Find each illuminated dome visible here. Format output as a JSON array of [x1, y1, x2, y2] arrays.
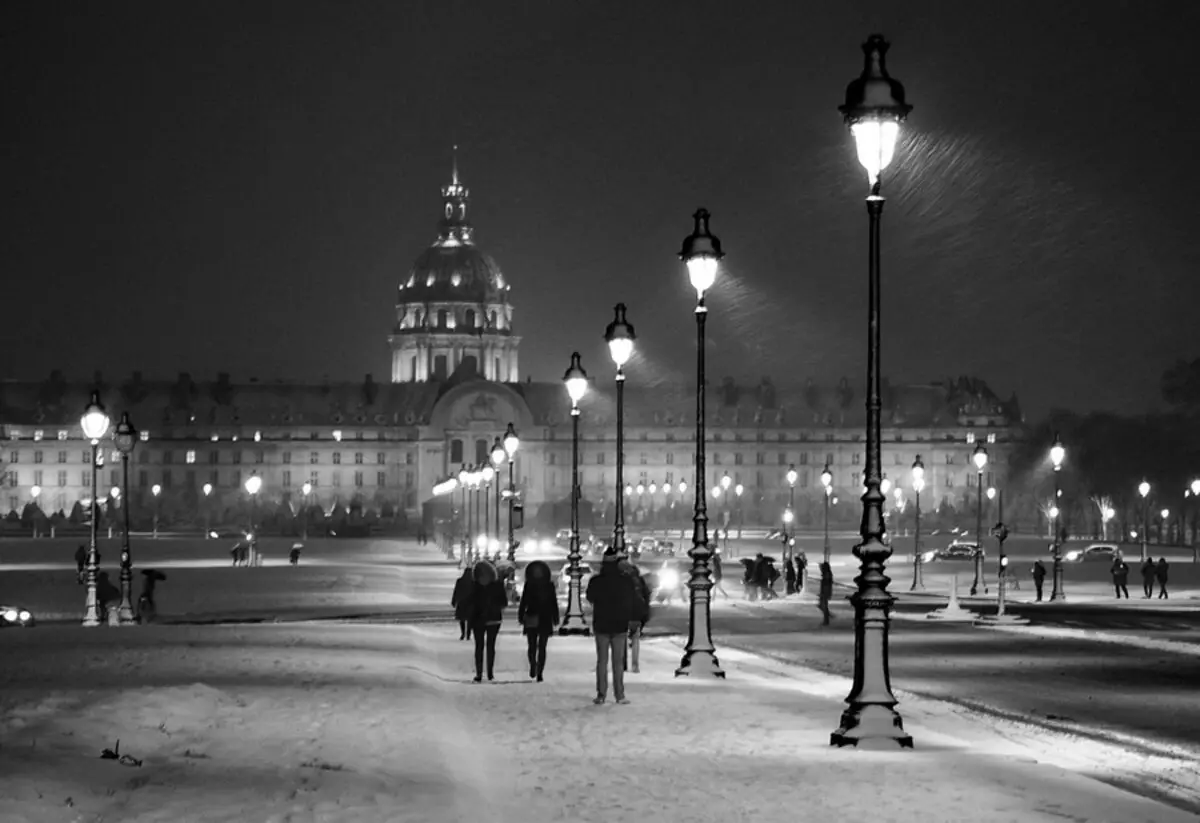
[[388, 151, 521, 384]]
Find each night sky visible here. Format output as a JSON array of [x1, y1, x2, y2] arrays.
[[4, 1, 1197, 419]]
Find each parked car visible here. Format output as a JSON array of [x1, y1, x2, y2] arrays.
[[921, 540, 981, 563], [556, 562, 594, 596], [1, 604, 35, 628], [1063, 543, 1121, 563]]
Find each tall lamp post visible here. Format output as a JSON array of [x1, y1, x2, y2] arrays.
[[604, 302, 635, 555], [1190, 479, 1200, 562], [245, 471, 262, 548], [830, 34, 913, 749], [676, 207, 725, 679], [504, 423, 519, 560], [112, 412, 138, 623], [80, 392, 111, 627], [561, 352, 590, 635], [734, 483, 744, 539], [719, 472, 732, 548], [910, 456, 924, 591], [458, 465, 470, 562], [1049, 434, 1066, 600], [490, 437, 505, 550], [970, 443, 988, 596], [1160, 508, 1170, 545], [481, 465, 495, 555], [820, 464, 833, 566], [30, 485, 42, 537], [1138, 479, 1151, 562], [299, 481, 310, 540], [203, 483, 214, 538], [151, 484, 162, 538], [785, 465, 798, 563]]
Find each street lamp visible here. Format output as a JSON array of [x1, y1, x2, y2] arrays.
[[676, 207, 725, 679], [299, 481, 310, 540], [111, 412, 138, 623], [561, 352, 590, 635], [605, 303, 636, 555], [831, 33, 913, 749], [244, 471, 262, 545], [1049, 433, 1066, 600], [80, 391, 111, 627], [784, 464, 798, 562], [1160, 508, 1170, 545], [458, 465, 470, 561], [1191, 479, 1200, 562], [490, 437, 505, 549], [971, 443, 988, 596], [203, 482, 214, 538], [481, 464, 495, 552], [1138, 479, 1151, 562], [820, 464, 833, 566], [734, 483, 744, 539], [504, 423, 519, 560], [151, 483, 162, 538], [910, 456, 925, 591]]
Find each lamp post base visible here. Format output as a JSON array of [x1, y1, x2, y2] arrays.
[[830, 704, 913, 749], [558, 621, 591, 637], [675, 650, 725, 679]]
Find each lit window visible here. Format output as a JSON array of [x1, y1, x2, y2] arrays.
[[139, 431, 149, 442], [186, 450, 196, 464], [34, 430, 43, 441], [57, 430, 68, 441], [446, 315, 456, 329], [254, 431, 261, 442], [211, 434, 219, 442], [231, 435, 238, 442], [987, 433, 996, 444], [406, 275, 415, 288], [332, 430, 343, 442], [426, 274, 435, 287], [966, 433, 976, 444], [451, 274, 462, 287]]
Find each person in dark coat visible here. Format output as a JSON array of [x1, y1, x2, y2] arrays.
[[1031, 560, 1047, 601], [1111, 557, 1130, 599], [1155, 558, 1170, 599], [795, 552, 808, 593], [710, 551, 727, 599], [619, 560, 651, 674], [784, 557, 797, 595], [468, 560, 507, 681], [74, 544, 87, 584], [95, 571, 121, 621], [817, 561, 834, 625], [586, 548, 637, 704], [517, 560, 559, 681], [451, 568, 474, 640], [1141, 558, 1156, 598]]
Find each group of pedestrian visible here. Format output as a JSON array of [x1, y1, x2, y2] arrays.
[[1031, 554, 1172, 601], [1138, 557, 1170, 599]]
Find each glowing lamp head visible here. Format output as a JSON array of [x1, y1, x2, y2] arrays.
[[880, 477, 892, 495], [1192, 479, 1200, 497], [1138, 480, 1151, 498], [783, 507, 794, 524], [625, 484, 633, 497], [1049, 505, 1059, 519], [786, 465, 798, 486], [1103, 506, 1115, 521], [490, 438, 506, 467], [1161, 508, 1170, 520], [151, 484, 161, 497], [735, 483, 743, 497], [604, 303, 636, 368], [111, 411, 138, 455], [911, 454, 925, 486], [203, 483, 213, 496], [111, 486, 121, 499], [820, 465, 833, 488], [563, 352, 589, 405], [80, 391, 111, 442], [711, 486, 721, 499], [648, 483, 657, 494], [300, 482, 311, 495], [636, 483, 645, 495], [482, 466, 494, 483], [677, 481, 687, 494], [972, 443, 988, 471], [721, 473, 731, 490], [503, 422, 519, 457], [1050, 434, 1065, 469], [245, 474, 262, 495], [679, 209, 724, 298], [986, 487, 996, 501], [894, 487, 904, 502], [839, 34, 911, 186]]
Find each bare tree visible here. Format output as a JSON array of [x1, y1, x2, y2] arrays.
[[1090, 494, 1115, 540], [1038, 499, 1057, 538]]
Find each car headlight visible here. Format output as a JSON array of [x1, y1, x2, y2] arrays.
[[1065, 551, 1080, 561], [659, 569, 679, 590], [18, 610, 31, 623], [921, 551, 936, 563], [2, 609, 18, 623]]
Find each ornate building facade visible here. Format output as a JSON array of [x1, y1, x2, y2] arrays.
[[0, 166, 1026, 530]]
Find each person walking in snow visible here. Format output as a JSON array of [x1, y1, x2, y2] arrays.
[[74, 544, 87, 584], [467, 560, 507, 682], [620, 560, 651, 675], [1155, 557, 1170, 599], [817, 561, 834, 625], [784, 556, 797, 595], [586, 548, 637, 704], [1111, 557, 1130, 599], [1031, 560, 1047, 601], [710, 551, 728, 599], [1140, 558, 1156, 598], [795, 551, 808, 594], [517, 560, 559, 682], [451, 568, 474, 641]]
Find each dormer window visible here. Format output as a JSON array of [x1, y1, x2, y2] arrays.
[[451, 273, 462, 287], [426, 274, 435, 287]]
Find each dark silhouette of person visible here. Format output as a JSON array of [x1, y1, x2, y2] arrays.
[[710, 551, 727, 599], [1111, 558, 1129, 599], [517, 560, 559, 681], [1031, 560, 1047, 602], [1155, 558, 1170, 599], [95, 571, 121, 620], [467, 560, 507, 682], [818, 561, 834, 625], [795, 552, 808, 593], [618, 559, 651, 674], [1140, 558, 1156, 598], [74, 544, 87, 583], [784, 557, 797, 595], [586, 548, 637, 704], [451, 568, 474, 641]]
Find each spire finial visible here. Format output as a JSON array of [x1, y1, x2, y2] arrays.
[[451, 144, 459, 185]]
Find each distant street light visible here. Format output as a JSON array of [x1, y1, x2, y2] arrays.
[[910, 456, 925, 591], [971, 443, 989, 596], [561, 352, 590, 635], [820, 465, 833, 566], [245, 472, 262, 545], [151, 483, 162, 539], [490, 437, 506, 550], [1049, 434, 1066, 601], [111, 412, 138, 623], [1139, 479, 1151, 562], [605, 303, 635, 556], [80, 391, 111, 627], [504, 423, 520, 560], [785, 465, 798, 564]]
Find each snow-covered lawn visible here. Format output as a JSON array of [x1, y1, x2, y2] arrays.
[[1, 622, 1196, 823]]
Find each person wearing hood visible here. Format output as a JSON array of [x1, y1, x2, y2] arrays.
[[586, 549, 638, 704], [468, 560, 508, 682], [451, 568, 475, 641], [817, 561, 834, 625], [517, 560, 560, 682]]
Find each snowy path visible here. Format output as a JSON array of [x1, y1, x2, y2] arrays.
[[1, 623, 1197, 822]]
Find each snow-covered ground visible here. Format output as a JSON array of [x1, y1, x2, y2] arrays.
[[1, 622, 1197, 823]]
